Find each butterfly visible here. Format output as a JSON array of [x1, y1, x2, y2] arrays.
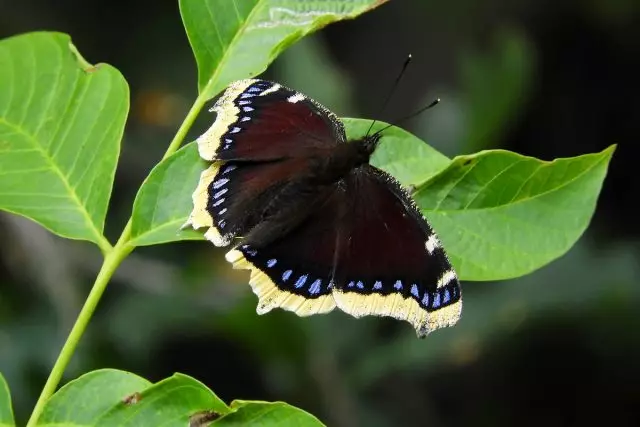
[[184, 79, 461, 337]]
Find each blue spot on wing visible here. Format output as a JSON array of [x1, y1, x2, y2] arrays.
[[373, 281, 383, 290], [295, 275, 308, 289], [222, 164, 237, 174], [309, 279, 322, 295], [356, 281, 364, 289], [394, 280, 403, 290], [411, 284, 420, 298], [282, 270, 292, 281], [443, 288, 451, 304], [422, 292, 430, 307], [266, 259, 277, 268], [432, 292, 441, 309]]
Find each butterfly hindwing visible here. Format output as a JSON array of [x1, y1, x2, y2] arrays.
[[197, 79, 345, 162], [225, 190, 345, 316], [331, 166, 462, 337], [222, 165, 461, 337]]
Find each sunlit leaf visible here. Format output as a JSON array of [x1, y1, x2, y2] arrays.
[[414, 146, 616, 280], [0, 373, 14, 427], [0, 32, 128, 251], [180, 0, 388, 99], [38, 369, 151, 426]]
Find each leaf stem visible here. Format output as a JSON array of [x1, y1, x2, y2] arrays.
[[26, 92, 210, 426]]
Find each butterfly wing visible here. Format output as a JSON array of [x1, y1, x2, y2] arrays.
[[196, 79, 345, 161], [332, 165, 461, 337], [187, 79, 345, 246], [224, 164, 461, 336], [225, 189, 345, 316], [185, 158, 319, 246]]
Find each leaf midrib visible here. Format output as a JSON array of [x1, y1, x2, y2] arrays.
[[0, 117, 110, 250]]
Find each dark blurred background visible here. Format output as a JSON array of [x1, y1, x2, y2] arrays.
[[0, 0, 638, 426]]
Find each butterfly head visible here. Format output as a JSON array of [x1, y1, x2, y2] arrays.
[[359, 132, 382, 156]]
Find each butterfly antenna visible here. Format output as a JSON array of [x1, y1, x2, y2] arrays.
[[366, 54, 413, 137], [372, 97, 440, 136]]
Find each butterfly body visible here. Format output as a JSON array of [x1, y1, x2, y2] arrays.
[[186, 79, 462, 337]]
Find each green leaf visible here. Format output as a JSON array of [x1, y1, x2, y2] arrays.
[[214, 401, 324, 426], [414, 146, 616, 280], [0, 373, 14, 427], [345, 118, 451, 186], [38, 369, 151, 426], [180, 0, 388, 99], [0, 32, 128, 251], [96, 373, 230, 426], [130, 143, 205, 246]]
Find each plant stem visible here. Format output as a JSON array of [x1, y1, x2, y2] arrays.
[[162, 94, 207, 160], [26, 92, 209, 426], [25, 222, 134, 427]]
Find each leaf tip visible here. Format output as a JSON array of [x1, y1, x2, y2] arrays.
[[603, 143, 617, 157]]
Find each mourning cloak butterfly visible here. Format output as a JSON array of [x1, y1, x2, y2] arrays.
[[184, 79, 461, 337]]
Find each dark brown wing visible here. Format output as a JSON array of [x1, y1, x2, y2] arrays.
[[332, 165, 461, 337], [224, 165, 462, 337], [225, 189, 344, 317], [196, 79, 345, 162], [186, 79, 346, 246]]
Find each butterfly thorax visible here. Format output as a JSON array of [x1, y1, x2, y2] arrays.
[[308, 134, 381, 185]]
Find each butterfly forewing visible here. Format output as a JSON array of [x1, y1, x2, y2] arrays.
[[187, 78, 346, 246], [185, 158, 317, 246], [197, 79, 345, 161]]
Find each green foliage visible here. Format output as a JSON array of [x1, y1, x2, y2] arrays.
[[180, 0, 388, 99], [130, 144, 205, 246], [33, 369, 321, 427], [216, 401, 324, 426], [415, 146, 615, 280], [0, 373, 14, 427], [0, 0, 615, 425], [38, 370, 151, 425], [0, 32, 128, 252]]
